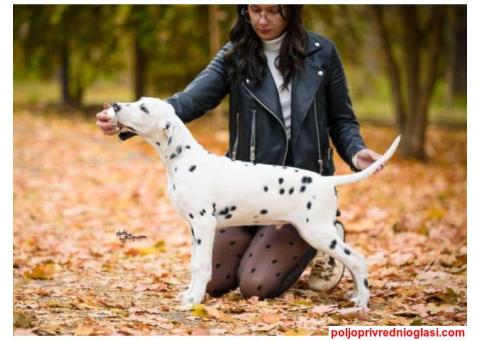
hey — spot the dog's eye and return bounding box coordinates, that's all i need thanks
[140,103,149,114]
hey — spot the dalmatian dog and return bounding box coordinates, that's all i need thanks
[105,97,400,310]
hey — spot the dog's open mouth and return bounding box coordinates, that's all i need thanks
[117,123,138,141]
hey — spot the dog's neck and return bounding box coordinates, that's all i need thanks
[146,115,207,172]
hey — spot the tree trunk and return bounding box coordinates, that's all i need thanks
[59,39,72,106]
[401,6,425,160]
[133,31,147,100]
[372,6,406,132]
[452,6,467,95]
[371,5,446,160]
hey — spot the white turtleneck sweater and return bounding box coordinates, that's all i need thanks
[262,33,292,139]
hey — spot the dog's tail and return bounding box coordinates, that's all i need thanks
[326,135,401,187]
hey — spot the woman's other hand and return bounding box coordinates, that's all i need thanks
[354,149,385,173]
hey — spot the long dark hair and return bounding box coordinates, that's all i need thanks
[225,5,306,89]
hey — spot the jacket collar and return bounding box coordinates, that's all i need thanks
[243,32,325,135]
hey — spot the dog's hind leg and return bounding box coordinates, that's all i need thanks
[295,221,370,308]
[181,216,217,309]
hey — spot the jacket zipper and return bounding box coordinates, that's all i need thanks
[313,99,324,173]
[242,83,289,165]
[250,109,256,162]
[232,112,240,160]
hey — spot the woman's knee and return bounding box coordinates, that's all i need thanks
[238,273,282,299]
[206,276,238,297]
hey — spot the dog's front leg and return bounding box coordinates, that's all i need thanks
[181,216,217,309]
[178,225,198,302]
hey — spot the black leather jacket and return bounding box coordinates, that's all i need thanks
[166,31,366,175]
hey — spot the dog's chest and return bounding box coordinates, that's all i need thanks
[166,163,216,214]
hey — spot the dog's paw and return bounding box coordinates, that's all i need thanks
[181,294,194,306]
[179,302,194,311]
[177,290,189,302]
[350,291,369,308]
[181,292,205,308]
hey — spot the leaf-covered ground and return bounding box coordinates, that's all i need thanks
[13,109,466,335]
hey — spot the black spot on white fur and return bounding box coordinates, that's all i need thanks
[279,189,285,195]
[263,186,268,192]
[176,145,182,154]
[306,201,312,209]
[167,136,172,145]
[219,207,229,215]
[278,178,284,184]
[364,278,369,288]
[189,213,194,219]
[289,187,294,195]
[329,239,337,249]
[302,176,313,184]
[300,186,306,193]
[260,209,268,215]
[344,248,351,255]
[185,145,191,149]
[189,165,196,172]
[197,239,201,245]
[155,141,160,146]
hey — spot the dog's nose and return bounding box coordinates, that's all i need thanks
[112,103,122,113]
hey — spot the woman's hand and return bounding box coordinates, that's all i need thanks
[354,149,385,173]
[96,102,119,136]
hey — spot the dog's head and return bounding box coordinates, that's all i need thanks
[106,97,176,142]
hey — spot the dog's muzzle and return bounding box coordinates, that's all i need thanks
[108,102,138,141]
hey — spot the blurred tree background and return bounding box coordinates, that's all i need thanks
[13,4,466,160]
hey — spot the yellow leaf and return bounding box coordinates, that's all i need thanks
[24,261,55,280]
[410,318,423,326]
[80,295,100,308]
[191,304,208,317]
[435,287,459,304]
[154,240,166,250]
[14,310,35,328]
[425,208,445,220]
[291,299,314,307]
[126,240,165,256]
[283,328,312,336]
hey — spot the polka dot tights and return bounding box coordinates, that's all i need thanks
[206,224,317,299]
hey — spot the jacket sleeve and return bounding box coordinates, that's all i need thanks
[165,43,231,124]
[326,43,367,171]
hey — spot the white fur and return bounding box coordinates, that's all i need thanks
[107,97,401,309]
